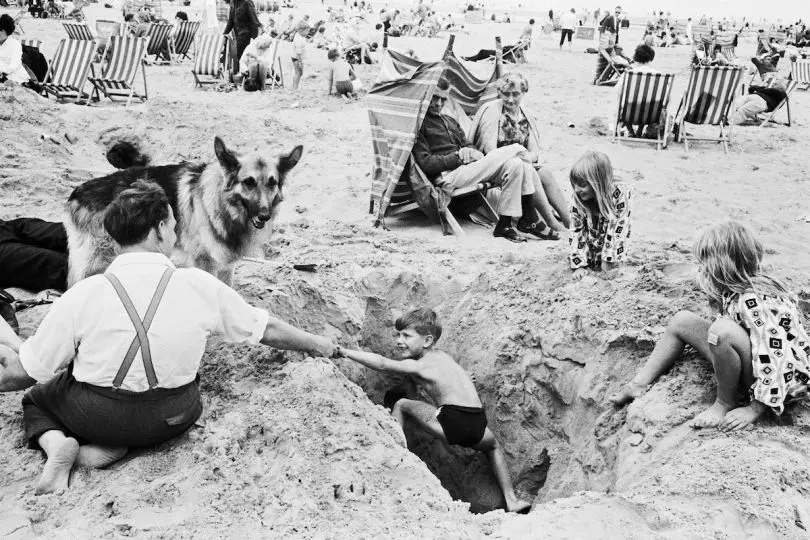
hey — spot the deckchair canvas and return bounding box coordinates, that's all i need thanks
[146,23,173,63]
[172,21,201,61]
[88,36,148,106]
[759,79,799,127]
[791,60,810,90]
[41,39,97,102]
[673,65,743,153]
[192,33,228,87]
[613,70,675,151]
[368,46,500,235]
[63,22,94,41]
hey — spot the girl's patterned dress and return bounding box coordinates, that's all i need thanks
[568,182,632,269]
[725,292,810,414]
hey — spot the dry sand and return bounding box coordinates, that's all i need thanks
[1,4,810,539]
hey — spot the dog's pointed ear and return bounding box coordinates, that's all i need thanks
[278,145,303,175]
[214,136,239,172]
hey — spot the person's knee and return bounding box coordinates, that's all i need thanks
[503,157,524,175]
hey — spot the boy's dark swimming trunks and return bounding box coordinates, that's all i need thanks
[436,404,487,447]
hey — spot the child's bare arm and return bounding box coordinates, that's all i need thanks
[337,346,421,375]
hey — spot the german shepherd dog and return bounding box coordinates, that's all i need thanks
[65,137,303,287]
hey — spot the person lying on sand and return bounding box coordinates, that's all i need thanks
[0,181,337,495]
[568,150,632,280]
[0,217,68,292]
[610,221,809,431]
[336,308,532,514]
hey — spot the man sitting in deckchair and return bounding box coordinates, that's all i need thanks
[412,78,538,243]
[729,72,787,126]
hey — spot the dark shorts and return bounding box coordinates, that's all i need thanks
[334,79,354,95]
[437,404,487,447]
[22,366,202,449]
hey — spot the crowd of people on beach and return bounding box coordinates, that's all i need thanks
[0,0,809,521]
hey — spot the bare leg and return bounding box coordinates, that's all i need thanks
[610,311,712,405]
[391,399,445,439]
[528,174,562,231]
[35,430,79,495]
[537,167,571,229]
[691,317,756,429]
[474,430,531,513]
[76,445,128,468]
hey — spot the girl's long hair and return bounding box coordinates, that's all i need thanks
[570,150,618,219]
[693,221,794,305]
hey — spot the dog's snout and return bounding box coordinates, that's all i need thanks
[257,213,272,222]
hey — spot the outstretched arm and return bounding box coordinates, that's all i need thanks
[337,346,421,375]
[260,317,336,358]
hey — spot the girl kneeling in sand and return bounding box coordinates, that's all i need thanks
[611,221,810,431]
[568,150,632,279]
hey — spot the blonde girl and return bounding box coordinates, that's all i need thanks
[610,221,810,431]
[568,150,632,279]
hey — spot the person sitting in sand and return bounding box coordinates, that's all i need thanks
[413,78,542,243]
[469,72,571,240]
[0,217,68,292]
[336,308,532,514]
[0,181,337,495]
[729,72,787,126]
[610,221,809,431]
[0,14,30,86]
[568,150,631,279]
[326,48,361,98]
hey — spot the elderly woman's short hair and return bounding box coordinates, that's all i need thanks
[497,72,529,95]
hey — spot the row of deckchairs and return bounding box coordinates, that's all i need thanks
[614,64,802,153]
[61,21,201,62]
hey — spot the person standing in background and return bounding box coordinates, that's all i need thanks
[559,8,576,51]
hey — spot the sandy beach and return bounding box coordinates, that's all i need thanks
[1,2,810,538]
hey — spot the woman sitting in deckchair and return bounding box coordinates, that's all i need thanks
[469,72,570,239]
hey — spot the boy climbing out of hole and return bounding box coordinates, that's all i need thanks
[335,308,532,514]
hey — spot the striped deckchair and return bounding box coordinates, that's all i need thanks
[20,39,42,50]
[594,49,625,86]
[171,21,200,61]
[63,22,94,41]
[613,70,675,151]
[192,33,228,87]
[791,60,810,91]
[88,36,148,106]
[715,33,737,63]
[368,42,500,235]
[145,23,173,63]
[41,39,97,102]
[673,65,743,153]
[759,79,799,128]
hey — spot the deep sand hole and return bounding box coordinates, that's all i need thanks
[249,264,672,514]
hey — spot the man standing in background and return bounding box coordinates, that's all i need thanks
[559,8,576,51]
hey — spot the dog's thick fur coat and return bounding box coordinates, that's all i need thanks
[65,137,302,287]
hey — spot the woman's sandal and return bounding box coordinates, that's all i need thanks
[518,221,560,241]
[493,226,527,243]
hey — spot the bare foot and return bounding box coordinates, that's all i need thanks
[718,402,767,432]
[689,400,732,429]
[35,437,79,495]
[609,381,647,406]
[76,445,128,468]
[506,499,532,514]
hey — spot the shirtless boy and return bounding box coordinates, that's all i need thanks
[336,308,532,514]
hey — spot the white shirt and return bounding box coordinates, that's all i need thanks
[560,11,577,30]
[19,252,269,392]
[239,38,277,72]
[0,37,29,85]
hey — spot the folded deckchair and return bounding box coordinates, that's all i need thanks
[791,59,810,91]
[672,65,743,153]
[192,33,228,87]
[613,70,675,151]
[20,38,42,49]
[41,39,97,102]
[145,23,173,63]
[759,79,799,127]
[88,36,148,106]
[594,49,625,86]
[265,37,284,90]
[171,20,200,61]
[63,22,94,41]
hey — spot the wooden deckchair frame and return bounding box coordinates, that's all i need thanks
[41,39,97,103]
[613,71,675,151]
[88,36,148,107]
[266,38,284,90]
[145,22,174,63]
[759,80,798,128]
[791,59,810,91]
[171,20,201,61]
[192,33,229,87]
[594,49,623,86]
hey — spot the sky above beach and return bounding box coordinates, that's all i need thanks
[400,0,809,22]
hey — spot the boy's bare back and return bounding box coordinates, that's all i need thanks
[413,350,482,408]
